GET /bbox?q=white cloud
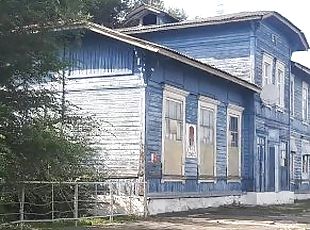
[163,0,310,68]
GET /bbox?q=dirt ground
[91,200,310,230]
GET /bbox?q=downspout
[288,48,292,192]
[250,21,258,192]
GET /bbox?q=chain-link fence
[0,179,147,226]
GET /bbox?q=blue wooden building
[61,22,261,214]
[60,6,310,214]
[291,62,310,198]
[119,9,310,206]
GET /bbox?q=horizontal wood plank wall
[66,75,145,177]
[291,67,310,192]
[146,57,252,196]
[61,32,145,177]
[140,24,252,82]
[253,21,292,192]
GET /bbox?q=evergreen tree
[0,0,96,182]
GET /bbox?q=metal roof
[125,4,179,22]
[59,21,261,93]
[119,11,309,51]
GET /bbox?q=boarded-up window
[199,107,215,177]
[227,105,243,179]
[163,85,188,177]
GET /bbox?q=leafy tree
[0,0,97,183]
[86,0,187,27]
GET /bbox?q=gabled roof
[119,11,309,51]
[59,21,260,93]
[292,61,310,76]
[124,4,179,26]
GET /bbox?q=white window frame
[290,75,295,117]
[262,53,273,87]
[227,104,244,181]
[197,96,220,182]
[162,85,188,181]
[302,81,309,122]
[275,61,285,108]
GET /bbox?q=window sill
[227,176,242,183]
[302,121,309,126]
[161,176,185,183]
[198,178,216,183]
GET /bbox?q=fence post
[19,184,25,229]
[109,182,113,223]
[129,182,133,215]
[51,184,54,220]
[94,184,98,216]
[143,180,147,218]
[74,184,79,226]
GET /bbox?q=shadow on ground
[90,200,310,229]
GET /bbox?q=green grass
[0,215,140,230]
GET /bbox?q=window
[290,75,295,116]
[302,140,310,180]
[302,81,309,121]
[290,137,297,182]
[275,61,285,108]
[302,155,309,174]
[262,53,273,87]
[165,99,183,141]
[198,96,219,179]
[280,142,287,167]
[162,85,188,178]
[227,104,244,179]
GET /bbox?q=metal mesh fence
[0,179,146,226]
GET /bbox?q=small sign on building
[186,124,197,158]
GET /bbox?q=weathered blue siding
[62,31,146,177]
[145,56,254,196]
[66,32,134,78]
[139,23,253,82]
[253,21,292,191]
[291,66,310,193]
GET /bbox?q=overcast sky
[163,0,310,68]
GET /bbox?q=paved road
[91,200,310,229]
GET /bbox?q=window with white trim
[302,140,310,180]
[198,96,219,179]
[162,85,188,178]
[280,142,287,167]
[302,81,309,121]
[275,61,285,108]
[262,53,273,87]
[302,155,309,174]
[290,75,295,116]
[227,104,244,179]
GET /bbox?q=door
[257,137,266,192]
[267,146,276,192]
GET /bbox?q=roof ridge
[60,21,260,93]
[119,10,271,32]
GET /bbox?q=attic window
[142,14,157,25]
